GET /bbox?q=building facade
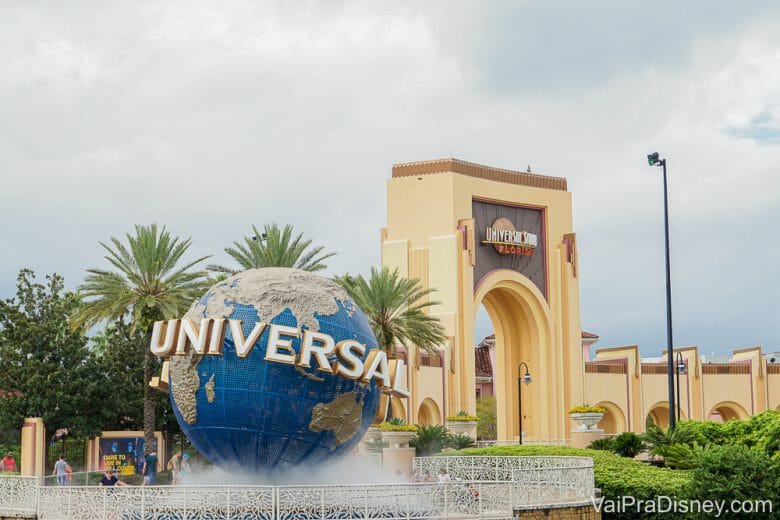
[382,158,779,440]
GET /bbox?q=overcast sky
[1,1,779,357]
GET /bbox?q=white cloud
[1,1,779,355]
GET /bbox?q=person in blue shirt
[142,450,159,486]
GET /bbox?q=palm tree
[72,224,210,452]
[335,267,447,422]
[335,267,447,356]
[208,223,335,275]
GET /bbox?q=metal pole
[517,375,523,445]
[661,159,676,430]
[676,354,681,422]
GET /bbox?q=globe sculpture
[168,268,383,473]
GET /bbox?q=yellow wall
[383,160,582,441]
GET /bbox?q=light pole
[517,362,532,444]
[647,152,676,429]
[676,352,686,421]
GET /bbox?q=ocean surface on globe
[168,268,382,473]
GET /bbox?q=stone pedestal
[382,447,416,478]
[358,427,383,453]
[569,429,605,449]
[20,417,45,477]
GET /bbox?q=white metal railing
[32,482,511,519]
[475,439,571,447]
[413,456,594,507]
[1,455,594,518]
[0,475,39,515]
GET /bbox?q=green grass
[446,445,692,516]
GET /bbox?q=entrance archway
[389,397,407,422]
[418,398,441,426]
[708,401,749,422]
[474,270,554,441]
[646,401,687,430]
[596,401,626,434]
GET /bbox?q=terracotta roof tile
[582,331,599,339]
[475,345,493,378]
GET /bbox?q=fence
[475,439,570,448]
[0,475,38,515]
[413,456,594,507]
[28,482,511,519]
[0,456,595,519]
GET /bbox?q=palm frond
[213,223,335,274]
[73,224,211,330]
[335,267,447,354]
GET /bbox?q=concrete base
[514,501,601,519]
[381,447,415,478]
[569,429,605,449]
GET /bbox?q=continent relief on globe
[309,391,364,445]
[168,268,366,444]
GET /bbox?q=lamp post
[517,362,532,444]
[647,152,676,429]
[676,352,687,421]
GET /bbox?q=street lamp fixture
[517,362,532,445]
[647,151,676,429]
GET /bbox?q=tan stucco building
[381,158,780,440]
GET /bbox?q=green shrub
[612,432,644,458]
[642,423,700,459]
[688,444,780,519]
[447,433,475,450]
[373,421,416,432]
[410,425,449,456]
[661,443,710,470]
[682,411,780,459]
[476,396,496,440]
[447,445,692,519]
[587,437,615,451]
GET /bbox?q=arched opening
[473,304,496,439]
[473,270,553,442]
[418,398,442,426]
[595,401,626,434]
[389,397,407,422]
[646,401,687,430]
[708,401,749,422]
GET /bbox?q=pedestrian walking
[180,453,191,482]
[167,451,182,485]
[53,455,68,486]
[142,449,159,486]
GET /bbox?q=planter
[359,427,384,452]
[446,420,478,439]
[569,412,604,430]
[380,431,417,449]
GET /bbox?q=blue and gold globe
[167,268,382,473]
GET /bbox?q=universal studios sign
[149,318,411,397]
[482,217,538,256]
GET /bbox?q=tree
[91,322,179,435]
[72,224,210,452]
[0,270,104,440]
[476,396,497,440]
[208,223,335,275]
[334,267,447,356]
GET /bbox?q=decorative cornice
[392,158,568,191]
